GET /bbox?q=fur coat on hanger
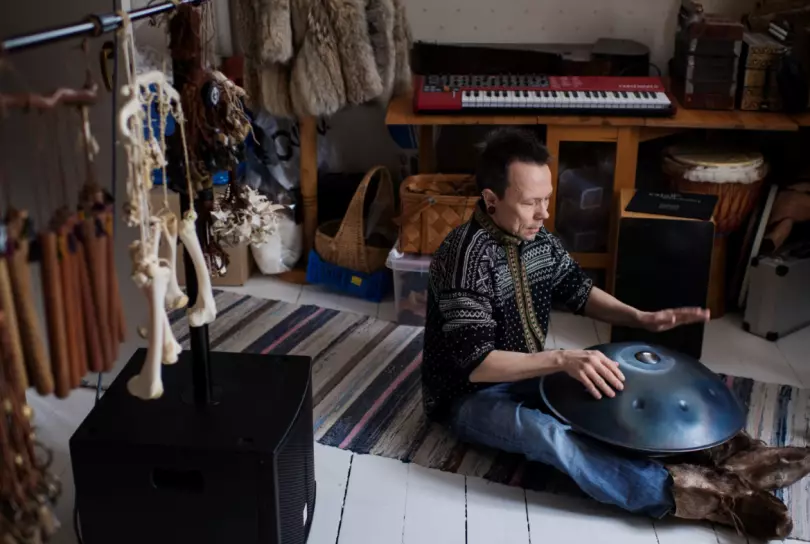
[235,0,412,118]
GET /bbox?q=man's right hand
[555,350,625,400]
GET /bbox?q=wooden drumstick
[95,218,117,371]
[104,212,125,352]
[40,231,70,398]
[76,242,105,374]
[58,230,82,388]
[6,211,53,395]
[82,218,113,371]
[69,232,89,380]
[0,257,27,393]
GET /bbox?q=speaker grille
[276,381,316,544]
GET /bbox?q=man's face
[484,161,552,241]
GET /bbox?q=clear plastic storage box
[386,246,432,327]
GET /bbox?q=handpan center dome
[540,342,746,455]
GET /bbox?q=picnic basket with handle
[314,165,396,274]
[398,174,480,255]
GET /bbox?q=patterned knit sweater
[422,205,594,421]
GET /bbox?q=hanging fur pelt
[235,0,411,118]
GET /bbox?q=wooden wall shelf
[379,90,801,293]
[285,89,806,289]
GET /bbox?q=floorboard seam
[334,453,354,544]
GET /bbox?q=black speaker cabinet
[610,190,715,359]
[70,350,316,544]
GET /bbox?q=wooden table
[383,92,801,287]
[281,95,806,286]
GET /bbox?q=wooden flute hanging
[39,218,71,399]
[0,204,27,394]
[0,70,127,400]
[6,209,54,396]
[48,115,90,390]
[0,84,100,399]
[56,213,88,388]
[77,104,127,374]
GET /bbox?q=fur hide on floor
[235,0,412,118]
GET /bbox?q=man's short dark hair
[475,128,551,198]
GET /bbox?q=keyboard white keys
[443,85,670,113]
[415,74,674,116]
[653,91,671,109]
[635,91,654,109]
[461,90,472,108]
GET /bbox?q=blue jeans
[449,378,675,518]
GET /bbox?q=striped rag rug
[170,290,810,541]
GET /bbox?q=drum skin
[540,342,746,455]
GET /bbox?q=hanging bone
[127,252,170,400]
[139,217,182,366]
[127,219,173,399]
[179,210,217,327]
[160,304,182,364]
[118,70,182,227]
[157,209,188,310]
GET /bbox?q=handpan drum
[540,342,746,456]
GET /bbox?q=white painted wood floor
[32,275,810,544]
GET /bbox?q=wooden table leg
[276,115,318,286]
[418,125,436,173]
[614,126,640,192]
[545,126,562,233]
[300,115,319,256]
[606,126,640,295]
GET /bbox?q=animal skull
[178,210,217,327]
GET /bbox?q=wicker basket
[398,174,480,255]
[315,165,396,274]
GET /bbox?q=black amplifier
[70,349,316,544]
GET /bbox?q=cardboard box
[149,187,253,287]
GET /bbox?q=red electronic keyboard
[413,74,676,117]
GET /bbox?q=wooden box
[739,85,784,111]
[672,51,740,82]
[741,32,786,68]
[737,32,786,111]
[678,3,745,41]
[671,76,737,110]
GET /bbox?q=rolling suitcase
[743,247,810,340]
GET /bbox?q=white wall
[406,0,756,70]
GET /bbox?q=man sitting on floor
[423,127,810,540]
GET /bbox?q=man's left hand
[637,307,710,332]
